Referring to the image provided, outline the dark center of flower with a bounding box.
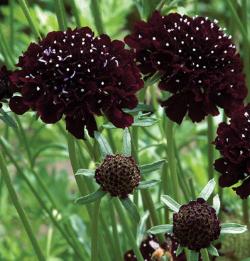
[94,154,141,198]
[173,198,221,251]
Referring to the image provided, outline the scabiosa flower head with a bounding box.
[173,198,221,251]
[214,104,250,199]
[0,66,15,108]
[10,27,143,139]
[125,11,247,124]
[95,154,140,198]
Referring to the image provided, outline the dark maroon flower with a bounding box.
[173,198,221,251]
[10,27,143,139]
[214,104,250,199]
[0,66,15,108]
[95,154,140,198]
[124,234,188,261]
[125,11,247,124]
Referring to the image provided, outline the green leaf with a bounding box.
[212,194,220,215]
[123,128,131,156]
[139,159,166,174]
[221,223,248,234]
[123,103,154,114]
[198,178,216,200]
[137,179,160,190]
[132,113,158,127]
[94,131,113,157]
[147,224,173,234]
[0,109,17,129]
[176,245,184,256]
[120,197,140,224]
[189,250,199,261]
[136,211,150,246]
[75,189,106,205]
[161,195,181,212]
[207,245,219,256]
[75,169,95,178]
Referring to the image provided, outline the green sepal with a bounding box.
[75,169,95,178]
[120,197,140,224]
[212,194,220,215]
[161,195,181,212]
[139,159,166,174]
[189,250,199,261]
[207,245,219,256]
[94,131,113,157]
[176,245,184,256]
[221,223,247,234]
[137,179,160,190]
[147,224,173,234]
[75,189,106,205]
[123,128,131,156]
[198,178,216,200]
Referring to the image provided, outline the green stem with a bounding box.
[114,198,144,261]
[90,0,105,34]
[109,202,123,260]
[17,0,41,39]
[165,118,179,202]
[9,0,14,51]
[207,115,214,180]
[91,199,101,261]
[55,0,67,31]
[14,115,33,167]
[0,152,45,261]
[0,138,85,259]
[0,28,15,68]
[242,199,249,228]
[200,248,210,261]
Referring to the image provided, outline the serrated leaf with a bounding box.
[139,159,166,174]
[75,169,95,178]
[75,189,106,205]
[221,223,248,234]
[147,224,173,234]
[198,178,216,200]
[176,245,184,256]
[212,194,220,215]
[189,250,199,261]
[161,195,181,212]
[120,197,140,224]
[207,245,219,256]
[94,131,113,157]
[136,211,150,246]
[137,179,160,190]
[0,109,17,129]
[123,128,131,156]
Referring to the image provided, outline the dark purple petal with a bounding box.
[9,96,29,115]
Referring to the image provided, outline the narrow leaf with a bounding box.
[189,250,199,261]
[75,169,95,178]
[123,128,131,156]
[94,131,113,157]
[0,109,17,129]
[136,211,150,246]
[198,178,216,200]
[147,224,173,234]
[212,194,220,215]
[75,189,106,205]
[121,197,140,224]
[161,195,181,212]
[176,245,184,256]
[207,245,219,256]
[139,159,166,174]
[137,179,160,190]
[221,223,248,234]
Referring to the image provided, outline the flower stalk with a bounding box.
[0,152,45,261]
[207,115,214,180]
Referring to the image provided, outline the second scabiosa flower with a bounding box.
[125,11,247,124]
[214,104,250,199]
[10,27,143,139]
